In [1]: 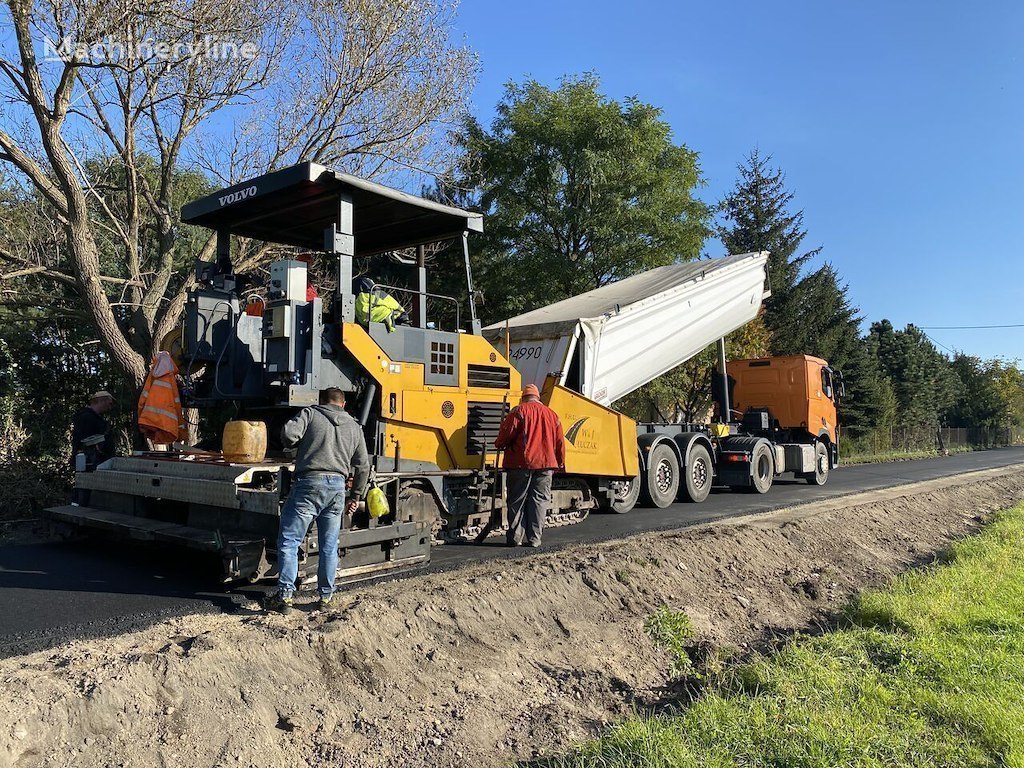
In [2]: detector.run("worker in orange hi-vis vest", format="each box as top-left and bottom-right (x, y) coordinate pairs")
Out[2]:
(138, 351), (186, 446)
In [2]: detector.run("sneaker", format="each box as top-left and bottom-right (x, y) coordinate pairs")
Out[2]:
(525, 540), (542, 548)
(263, 591), (293, 615)
(317, 593), (335, 610)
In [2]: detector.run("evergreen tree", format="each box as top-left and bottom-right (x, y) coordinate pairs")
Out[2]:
(840, 337), (896, 439)
(786, 263), (860, 363)
(716, 149), (819, 351)
(868, 320), (959, 430)
(716, 153), (889, 436)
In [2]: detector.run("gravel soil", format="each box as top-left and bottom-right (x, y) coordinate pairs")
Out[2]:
(3, 464), (1024, 768)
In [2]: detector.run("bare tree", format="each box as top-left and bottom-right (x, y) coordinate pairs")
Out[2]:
(0, 0), (476, 388)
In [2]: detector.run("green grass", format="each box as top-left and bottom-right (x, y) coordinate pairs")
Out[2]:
(644, 606), (695, 678)
(541, 503), (1024, 768)
(842, 446), (976, 465)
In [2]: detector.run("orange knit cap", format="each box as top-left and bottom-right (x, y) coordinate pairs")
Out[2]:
(522, 384), (540, 399)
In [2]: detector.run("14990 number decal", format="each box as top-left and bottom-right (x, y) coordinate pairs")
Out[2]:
(510, 346), (542, 361)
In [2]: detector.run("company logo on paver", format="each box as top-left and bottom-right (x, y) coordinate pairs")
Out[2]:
(566, 417), (588, 445)
(219, 186), (258, 206)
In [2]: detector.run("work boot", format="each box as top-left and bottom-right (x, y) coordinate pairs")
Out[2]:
(263, 591), (293, 615)
(317, 594), (335, 611)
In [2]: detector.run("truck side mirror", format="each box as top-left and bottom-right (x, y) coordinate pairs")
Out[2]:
(834, 371), (846, 401)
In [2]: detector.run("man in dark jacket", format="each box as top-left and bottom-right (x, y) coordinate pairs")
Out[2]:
(71, 390), (116, 470)
(264, 388), (370, 614)
(70, 390), (117, 506)
(494, 384), (565, 548)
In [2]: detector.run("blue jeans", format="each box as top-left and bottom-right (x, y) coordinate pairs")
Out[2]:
(277, 474), (345, 598)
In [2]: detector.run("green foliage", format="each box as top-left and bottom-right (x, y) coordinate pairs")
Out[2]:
(716, 149), (819, 342)
(457, 73), (709, 323)
(0, 333), (88, 517)
(839, 335), (897, 439)
(0, 305), (127, 459)
(842, 447), (968, 464)
(644, 605), (695, 678)
(993, 360), (1024, 428)
(545, 503), (1024, 768)
(0, 157), (214, 369)
(0, 452), (70, 520)
(945, 354), (1006, 430)
(868, 320), (960, 430)
(82, 155), (214, 279)
(784, 263), (860, 363)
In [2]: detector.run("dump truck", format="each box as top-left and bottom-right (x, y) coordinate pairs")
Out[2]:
(486, 263), (842, 510)
(47, 162), (840, 584)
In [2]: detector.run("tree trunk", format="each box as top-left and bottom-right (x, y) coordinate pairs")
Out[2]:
(65, 219), (148, 389)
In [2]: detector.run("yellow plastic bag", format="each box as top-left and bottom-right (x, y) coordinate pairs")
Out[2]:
(366, 486), (390, 519)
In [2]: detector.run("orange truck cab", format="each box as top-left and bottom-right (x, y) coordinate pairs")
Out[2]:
(726, 355), (842, 470)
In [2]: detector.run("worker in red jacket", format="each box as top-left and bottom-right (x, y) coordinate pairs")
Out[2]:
(494, 383), (565, 548)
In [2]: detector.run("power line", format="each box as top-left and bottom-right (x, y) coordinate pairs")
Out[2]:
(918, 324), (1024, 330)
(921, 331), (957, 355)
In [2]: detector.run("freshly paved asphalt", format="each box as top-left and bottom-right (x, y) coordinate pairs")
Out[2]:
(2, 447), (1023, 658)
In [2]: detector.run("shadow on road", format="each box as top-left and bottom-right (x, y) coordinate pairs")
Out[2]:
(0, 535), (255, 657)
(0, 536), (230, 597)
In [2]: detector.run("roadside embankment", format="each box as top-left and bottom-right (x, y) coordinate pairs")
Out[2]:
(545, 499), (1024, 767)
(3, 465), (1024, 768)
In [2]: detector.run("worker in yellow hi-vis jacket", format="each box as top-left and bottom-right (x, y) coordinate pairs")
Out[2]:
(352, 277), (408, 331)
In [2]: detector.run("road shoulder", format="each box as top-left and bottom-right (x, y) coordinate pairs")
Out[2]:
(3, 464), (1024, 767)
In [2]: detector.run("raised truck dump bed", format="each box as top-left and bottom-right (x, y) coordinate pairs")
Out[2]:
(483, 252), (770, 406)
(484, 251), (838, 510)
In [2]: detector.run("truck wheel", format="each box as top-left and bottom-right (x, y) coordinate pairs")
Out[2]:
(639, 443), (680, 508)
(803, 442), (830, 486)
(679, 444), (713, 503)
(600, 476), (641, 514)
(749, 442), (774, 494)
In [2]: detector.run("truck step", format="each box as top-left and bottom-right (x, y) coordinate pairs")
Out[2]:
(46, 505), (259, 553)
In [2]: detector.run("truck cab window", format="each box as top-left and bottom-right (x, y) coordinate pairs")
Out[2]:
(821, 368), (834, 400)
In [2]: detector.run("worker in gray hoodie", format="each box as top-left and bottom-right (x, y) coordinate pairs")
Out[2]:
(264, 387), (369, 614)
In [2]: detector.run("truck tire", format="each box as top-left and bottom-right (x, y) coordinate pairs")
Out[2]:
(679, 444), (713, 503)
(599, 476), (641, 514)
(748, 441), (774, 494)
(639, 443), (680, 508)
(802, 441), (830, 486)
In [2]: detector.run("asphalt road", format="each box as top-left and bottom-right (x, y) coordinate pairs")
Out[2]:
(2, 447), (1023, 658)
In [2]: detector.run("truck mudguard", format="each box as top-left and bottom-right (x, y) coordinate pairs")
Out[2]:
(636, 432), (682, 471)
(672, 432), (716, 471)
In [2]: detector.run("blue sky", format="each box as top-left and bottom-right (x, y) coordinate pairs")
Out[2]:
(455, 0), (1024, 362)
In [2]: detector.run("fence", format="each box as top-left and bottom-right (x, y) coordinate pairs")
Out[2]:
(847, 425), (1024, 457)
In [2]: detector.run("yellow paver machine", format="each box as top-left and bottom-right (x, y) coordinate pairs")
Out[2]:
(48, 163), (839, 584)
(48, 163), (636, 583)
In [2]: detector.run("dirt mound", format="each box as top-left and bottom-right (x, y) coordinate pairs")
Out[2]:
(4, 465), (1024, 768)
